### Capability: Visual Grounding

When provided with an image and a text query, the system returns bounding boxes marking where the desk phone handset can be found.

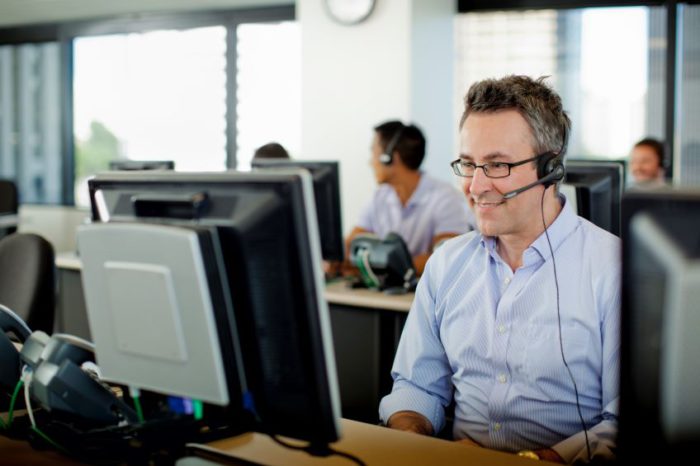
[19,331,139,426]
[0,304,31,397]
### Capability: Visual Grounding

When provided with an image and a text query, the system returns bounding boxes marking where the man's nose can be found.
[468,166,492,195]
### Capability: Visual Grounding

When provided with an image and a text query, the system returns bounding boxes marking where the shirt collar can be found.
[526,194,578,264]
[478,194,579,265]
[405,172,430,208]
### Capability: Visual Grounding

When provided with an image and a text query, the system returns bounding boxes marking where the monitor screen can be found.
[251,160,343,262]
[563,160,624,236]
[109,160,175,171]
[619,190,700,460]
[87,170,342,445]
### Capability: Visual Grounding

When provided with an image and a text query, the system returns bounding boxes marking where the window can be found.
[678,4,700,186]
[235,21,300,170]
[0,6,296,205]
[73,27,228,206]
[0,42,62,204]
[455,6,666,161]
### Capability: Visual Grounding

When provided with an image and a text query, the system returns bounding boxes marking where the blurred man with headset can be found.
[345,120,473,275]
[380,76,621,463]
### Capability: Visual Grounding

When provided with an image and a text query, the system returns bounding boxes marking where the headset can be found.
[378,124,406,166]
[501,151,566,200]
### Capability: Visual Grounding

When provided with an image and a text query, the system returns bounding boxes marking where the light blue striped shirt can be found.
[357,173,475,256]
[379,197,621,463]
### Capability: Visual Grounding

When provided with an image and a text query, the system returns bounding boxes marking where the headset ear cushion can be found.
[379,153,392,165]
[537,153,556,179]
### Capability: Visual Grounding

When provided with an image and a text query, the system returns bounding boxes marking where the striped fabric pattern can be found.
[379,198,621,463]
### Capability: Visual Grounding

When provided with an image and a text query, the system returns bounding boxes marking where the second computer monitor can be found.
[109,160,175,171]
[619,189,700,461]
[252,160,343,262]
[563,160,624,236]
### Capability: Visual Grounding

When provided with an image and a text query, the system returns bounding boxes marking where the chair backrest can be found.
[0,179,18,214]
[0,179,19,239]
[0,233,55,333]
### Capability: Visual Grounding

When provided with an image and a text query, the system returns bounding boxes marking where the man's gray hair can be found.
[460,75,571,158]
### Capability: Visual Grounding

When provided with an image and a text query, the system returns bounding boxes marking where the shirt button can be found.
[498,325,506,334]
[504,277,511,285]
[497,374,507,383]
[494,422,502,431]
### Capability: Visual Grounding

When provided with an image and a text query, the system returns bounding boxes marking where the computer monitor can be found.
[619,190,700,460]
[86,170,341,446]
[109,160,175,171]
[563,160,624,236]
[251,160,343,262]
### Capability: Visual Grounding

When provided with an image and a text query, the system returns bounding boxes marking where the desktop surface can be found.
[186,419,553,466]
[324,280,413,313]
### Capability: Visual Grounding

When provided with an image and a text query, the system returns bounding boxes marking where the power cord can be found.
[268,434,367,466]
[540,189,592,462]
[21,366,68,453]
[1,378,24,429]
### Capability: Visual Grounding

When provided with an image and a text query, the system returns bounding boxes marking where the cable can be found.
[20,366,68,453]
[23,368,37,429]
[355,248,378,289]
[269,435,367,466]
[361,249,380,288]
[3,378,24,428]
[540,189,592,462]
[129,386,145,423]
[51,333,95,352]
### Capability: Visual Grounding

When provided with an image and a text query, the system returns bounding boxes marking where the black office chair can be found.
[0,179,19,239]
[0,233,55,334]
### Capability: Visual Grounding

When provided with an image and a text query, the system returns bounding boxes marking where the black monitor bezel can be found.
[564,159,624,236]
[619,189,700,460]
[251,159,343,262]
[108,160,175,171]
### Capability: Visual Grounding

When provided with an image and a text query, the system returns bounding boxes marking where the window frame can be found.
[0,6,294,204]
[456,0,696,182]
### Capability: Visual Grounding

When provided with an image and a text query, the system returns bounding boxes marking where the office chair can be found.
[0,233,55,334]
[0,179,19,239]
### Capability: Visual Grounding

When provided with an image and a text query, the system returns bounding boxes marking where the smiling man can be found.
[379,76,621,464]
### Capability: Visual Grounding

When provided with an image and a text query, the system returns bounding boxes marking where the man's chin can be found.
[476,220,499,237]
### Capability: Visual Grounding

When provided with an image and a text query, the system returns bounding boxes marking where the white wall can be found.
[411,1,456,183]
[299,0,455,235]
[18,204,90,253]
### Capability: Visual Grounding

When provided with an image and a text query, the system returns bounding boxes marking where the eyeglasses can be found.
[450,154,544,179]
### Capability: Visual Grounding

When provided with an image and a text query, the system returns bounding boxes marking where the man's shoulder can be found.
[431,230,482,263]
[573,216,621,265]
[576,216,621,247]
[421,174,460,193]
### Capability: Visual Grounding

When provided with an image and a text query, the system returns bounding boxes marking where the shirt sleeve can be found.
[432,187,473,237]
[552,247,621,463]
[378,251,454,434]
[356,193,377,232]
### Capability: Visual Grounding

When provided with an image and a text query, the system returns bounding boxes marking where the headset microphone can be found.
[501,164,566,200]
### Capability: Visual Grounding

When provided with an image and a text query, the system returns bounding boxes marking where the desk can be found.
[181,419,548,466]
[0,434,82,466]
[55,255,415,425]
[324,281,412,423]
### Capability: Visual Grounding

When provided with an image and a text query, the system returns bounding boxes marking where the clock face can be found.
[324,0,377,25]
